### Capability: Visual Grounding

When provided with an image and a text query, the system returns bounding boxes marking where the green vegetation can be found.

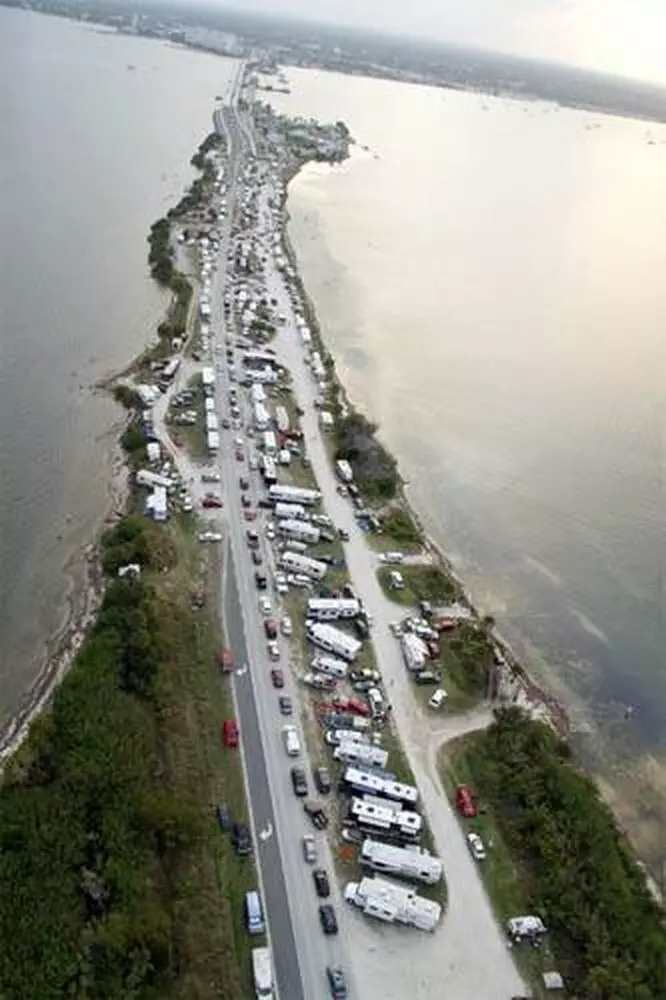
[442,709,666,1000]
[377,563,458,607]
[333,411,399,501]
[374,505,422,548]
[0,518,255,1000]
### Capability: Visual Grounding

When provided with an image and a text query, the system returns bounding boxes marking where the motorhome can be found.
[269,484,321,506]
[273,502,307,521]
[334,743,389,770]
[360,839,442,885]
[307,598,360,622]
[280,551,328,580]
[350,798,422,840]
[311,655,348,680]
[401,633,429,672]
[278,519,320,544]
[344,876,441,932]
[342,767,419,806]
[306,621,361,662]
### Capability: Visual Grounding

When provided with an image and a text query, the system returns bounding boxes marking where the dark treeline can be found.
[466,709,666,999]
[147,131,224,342]
[0,519,196,999]
[333,411,399,500]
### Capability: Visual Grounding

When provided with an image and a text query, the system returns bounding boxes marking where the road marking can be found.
[259,822,273,841]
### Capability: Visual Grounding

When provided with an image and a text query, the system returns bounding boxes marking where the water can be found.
[0,8,238,731]
[269,69,666,860]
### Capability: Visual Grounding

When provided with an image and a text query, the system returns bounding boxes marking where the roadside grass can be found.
[366,530,423,555]
[151,527,257,1000]
[171,375,207,460]
[376,564,458,607]
[282,457,318,490]
[436,639,483,712]
[438,739,552,998]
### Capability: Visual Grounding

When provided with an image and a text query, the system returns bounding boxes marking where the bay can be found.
[0,8,237,732]
[269,68,666,863]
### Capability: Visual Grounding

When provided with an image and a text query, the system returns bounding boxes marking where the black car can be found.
[216,803,232,832]
[241,494,252,508]
[319,904,338,936]
[279,695,293,716]
[255,571,267,590]
[291,766,308,797]
[304,800,329,830]
[251,550,263,565]
[231,821,252,855]
[313,868,331,899]
[327,965,348,999]
[240,477,250,491]
[414,670,439,686]
[314,766,331,794]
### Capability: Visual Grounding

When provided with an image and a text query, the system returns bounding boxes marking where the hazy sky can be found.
[232,0,666,84]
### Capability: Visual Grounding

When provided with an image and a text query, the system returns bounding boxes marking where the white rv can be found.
[335,744,388,770]
[344,876,441,932]
[342,767,419,806]
[306,622,361,662]
[274,502,307,521]
[350,798,422,839]
[360,839,442,885]
[280,552,328,581]
[401,633,428,672]
[307,598,360,622]
[278,520,321,544]
[269,484,321,506]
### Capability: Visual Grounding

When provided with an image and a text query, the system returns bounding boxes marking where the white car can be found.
[281,616,292,637]
[201,471,221,483]
[259,597,272,616]
[282,725,301,757]
[198,531,222,543]
[467,832,487,861]
[302,835,317,864]
[267,641,280,661]
[276,581,288,595]
[428,688,448,710]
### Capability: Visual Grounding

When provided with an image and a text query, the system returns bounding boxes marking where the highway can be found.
[209,95,359,1000]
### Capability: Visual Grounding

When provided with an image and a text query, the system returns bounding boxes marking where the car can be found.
[313,868,331,898]
[319,904,338,936]
[456,784,477,818]
[302,834,317,863]
[235,450,244,461]
[234,437,244,448]
[275,693,292,715]
[267,641,280,661]
[314,766,332,794]
[247,530,260,548]
[244,510,257,520]
[231,821,252,855]
[241,493,251,508]
[291,767,308,797]
[341,825,363,845]
[264,618,277,637]
[260,597,272,616]
[201,471,221,483]
[282,725,301,756]
[326,965,348,999]
[222,417,230,429]
[250,549,262,566]
[255,571,267,590]
[280,615,293,637]
[216,803,232,831]
[414,670,440,686]
[219,648,234,673]
[222,719,239,748]
[428,688,448,710]
[271,668,284,689]
[239,477,250,491]
[202,494,223,509]
[467,832,487,861]
[199,531,223,543]
[304,800,329,829]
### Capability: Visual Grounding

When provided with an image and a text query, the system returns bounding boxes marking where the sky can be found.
[226,0,666,85]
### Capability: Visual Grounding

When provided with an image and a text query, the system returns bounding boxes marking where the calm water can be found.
[0,8,238,731]
[270,70,666,856]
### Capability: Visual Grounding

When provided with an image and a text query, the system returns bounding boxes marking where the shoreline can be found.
[0,432,129,766]
[278,172,570,738]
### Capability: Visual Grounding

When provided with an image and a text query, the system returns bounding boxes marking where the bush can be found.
[465,709,666,998]
[334,412,398,500]
[380,506,422,545]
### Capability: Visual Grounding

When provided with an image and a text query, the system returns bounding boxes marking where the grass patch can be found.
[438,740,549,995]
[377,563,458,607]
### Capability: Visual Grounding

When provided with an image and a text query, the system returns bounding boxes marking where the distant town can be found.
[5,0,666,123]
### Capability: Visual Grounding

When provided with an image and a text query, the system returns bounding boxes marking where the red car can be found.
[264,620,278,639]
[202,494,223,509]
[346,696,370,717]
[456,784,477,818]
[219,648,233,673]
[222,719,239,748]
[244,510,257,521]
[271,669,285,689]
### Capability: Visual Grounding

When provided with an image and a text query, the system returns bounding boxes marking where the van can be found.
[367,687,386,720]
[282,725,301,757]
[245,890,265,935]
